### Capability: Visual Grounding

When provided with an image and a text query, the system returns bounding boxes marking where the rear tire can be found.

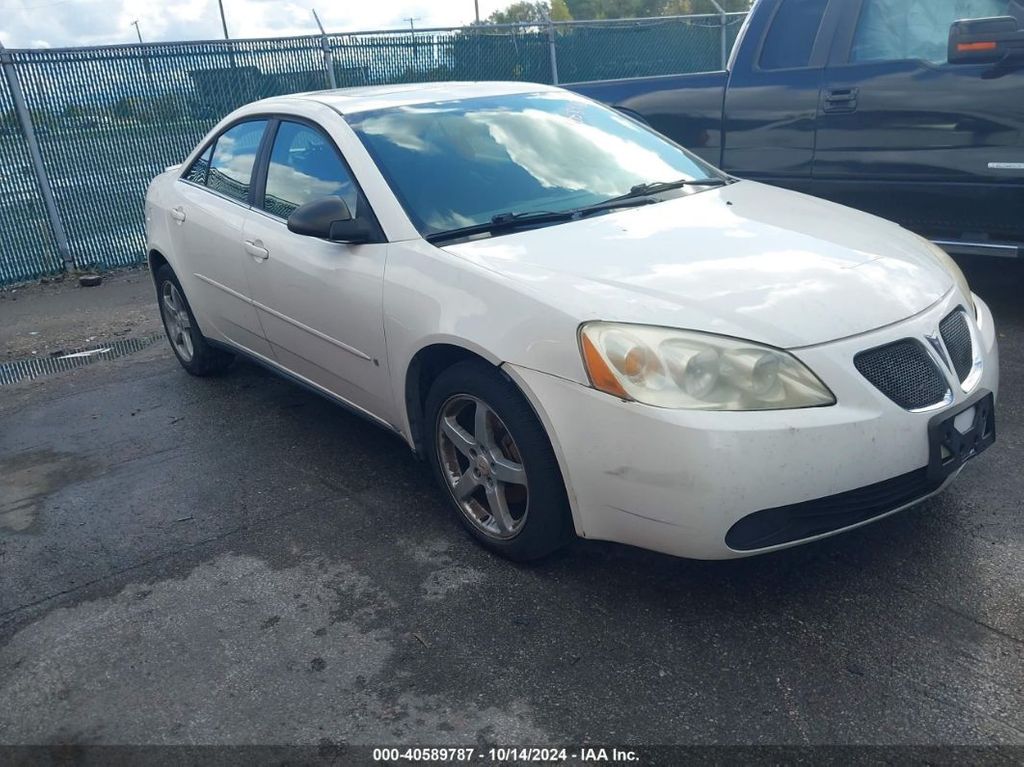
[154,264,234,377]
[424,360,574,561]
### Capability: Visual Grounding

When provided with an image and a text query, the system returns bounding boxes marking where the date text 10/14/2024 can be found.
[373,747,640,762]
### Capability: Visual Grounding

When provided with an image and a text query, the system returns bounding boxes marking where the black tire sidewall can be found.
[424,360,573,561]
[154,264,232,376]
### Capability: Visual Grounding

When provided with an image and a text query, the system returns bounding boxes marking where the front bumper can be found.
[506,292,999,560]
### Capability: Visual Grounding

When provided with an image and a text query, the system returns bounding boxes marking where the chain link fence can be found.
[0,66,63,282]
[0,12,747,286]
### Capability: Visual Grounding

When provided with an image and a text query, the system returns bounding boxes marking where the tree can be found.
[551,0,573,20]
[145,93,183,123]
[486,1,550,23]
[563,0,750,18]
[481,0,574,24]
[0,110,19,133]
[564,0,663,18]
[480,0,750,24]
[111,96,138,120]
[662,0,752,12]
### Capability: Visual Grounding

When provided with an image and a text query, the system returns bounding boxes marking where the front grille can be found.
[940,310,973,384]
[854,339,949,410]
[725,467,941,551]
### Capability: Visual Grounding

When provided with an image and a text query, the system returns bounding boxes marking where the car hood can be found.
[440,181,954,349]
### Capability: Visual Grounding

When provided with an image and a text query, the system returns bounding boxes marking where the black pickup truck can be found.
[573,0,1024,259]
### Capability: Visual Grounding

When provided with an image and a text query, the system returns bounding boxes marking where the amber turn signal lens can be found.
[957,41,997,52]
[581,333,630,400]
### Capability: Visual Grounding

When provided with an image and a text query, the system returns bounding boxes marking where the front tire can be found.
[155,264,234,376]
[424,360,574,561]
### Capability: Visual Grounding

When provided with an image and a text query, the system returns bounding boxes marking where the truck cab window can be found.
[851,0,1017,64]
[759,0,830,70]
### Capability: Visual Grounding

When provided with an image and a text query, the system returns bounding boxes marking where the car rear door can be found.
[813,0,1024,252]
[719,0,840,192]
[239,116,395,425]
[170,119,274,358]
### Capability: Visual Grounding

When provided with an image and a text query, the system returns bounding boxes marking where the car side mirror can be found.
[286,196,373,244]
[948,16,1024,65]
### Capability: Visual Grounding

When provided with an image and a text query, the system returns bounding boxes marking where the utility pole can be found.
[217,0,230,39]
[405,16,420,32]
[474,0,480,23]
[131,19,143,44]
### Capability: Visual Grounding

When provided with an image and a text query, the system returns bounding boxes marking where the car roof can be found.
[258,81,563,115]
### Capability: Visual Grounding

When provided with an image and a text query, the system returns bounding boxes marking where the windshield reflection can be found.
[349,92,720,237]
[464,108,683,195]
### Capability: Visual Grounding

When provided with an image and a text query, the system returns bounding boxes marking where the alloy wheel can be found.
[160,282,194,363]
[436,394,529,540]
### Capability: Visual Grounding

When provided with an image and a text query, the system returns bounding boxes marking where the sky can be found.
[0,0,510,49]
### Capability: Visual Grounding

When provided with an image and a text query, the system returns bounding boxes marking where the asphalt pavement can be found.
[0,260,1022,748]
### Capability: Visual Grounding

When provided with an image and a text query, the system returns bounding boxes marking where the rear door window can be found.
[205,120,268,204]
[759,0,831,70]
[851,0,1016,64]
[183,145,213,185]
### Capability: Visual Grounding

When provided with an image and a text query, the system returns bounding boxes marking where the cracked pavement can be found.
[0,261,1022,746]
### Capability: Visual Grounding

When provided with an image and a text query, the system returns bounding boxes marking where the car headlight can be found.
[579,323,835,411]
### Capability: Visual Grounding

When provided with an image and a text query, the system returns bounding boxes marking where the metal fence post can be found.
[544,12,559,85]
[321,36,338,89]
[708,0,728,71]
[0,43,73,272]
[312,10,338,89]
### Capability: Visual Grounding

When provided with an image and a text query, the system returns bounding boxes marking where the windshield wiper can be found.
[600,177,731,206]
[427,199,656,245]
[426,210,575,244]
[489,210,572,226]
[574,196,660,217]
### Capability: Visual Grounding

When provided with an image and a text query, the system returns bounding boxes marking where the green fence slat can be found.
[7,36,330,278]
[554,17,738,82]
[0,68,62,284]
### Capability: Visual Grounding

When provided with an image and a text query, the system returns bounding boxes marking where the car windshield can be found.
[346,92,725,239]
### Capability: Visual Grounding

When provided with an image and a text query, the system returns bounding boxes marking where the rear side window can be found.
[183,145,213,184]
[205,120,267,204]
[851,0,1015,64]
[261,121,357,219]
[759,0,830,70]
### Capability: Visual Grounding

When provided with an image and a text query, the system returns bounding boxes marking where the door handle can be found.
[823,87,859,114]
[244,240,269,261]
[170,206,186,223]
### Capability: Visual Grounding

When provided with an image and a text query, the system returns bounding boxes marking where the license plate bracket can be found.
[927,390,996,482]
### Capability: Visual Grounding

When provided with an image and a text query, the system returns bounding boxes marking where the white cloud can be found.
[0,0,508,49]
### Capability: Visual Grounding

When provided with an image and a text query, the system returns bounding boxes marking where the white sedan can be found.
[145,82,998,561]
